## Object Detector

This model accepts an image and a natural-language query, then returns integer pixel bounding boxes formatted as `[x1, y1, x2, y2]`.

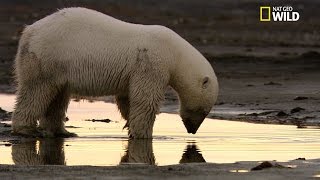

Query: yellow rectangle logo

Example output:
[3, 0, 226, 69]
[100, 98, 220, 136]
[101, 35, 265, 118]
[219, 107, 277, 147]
[260, 6, 271, 21]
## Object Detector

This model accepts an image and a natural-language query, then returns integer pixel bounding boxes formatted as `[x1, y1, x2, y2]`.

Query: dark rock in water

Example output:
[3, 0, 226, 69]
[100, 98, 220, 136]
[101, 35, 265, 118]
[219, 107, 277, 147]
[264, 81, 282, 86]
[246, 84, 254, 87]
[65, 125, 81, 128]
[295, 157, 306, 160]
[290, 107, 305, 114]
[276, 111, 289, 117]
[301, 51, 320, 58]
[251, 161, 273, 171]
[245, 113, 258, 116]
[295, 119, 307, 128]
[294, 96, 308, 100]
[85, 119, 112, 123]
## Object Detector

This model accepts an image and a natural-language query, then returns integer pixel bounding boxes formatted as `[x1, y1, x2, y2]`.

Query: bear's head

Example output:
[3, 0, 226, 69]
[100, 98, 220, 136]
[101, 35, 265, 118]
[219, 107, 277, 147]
[179, 71, 218, 134]
[169, 42, 218, 134]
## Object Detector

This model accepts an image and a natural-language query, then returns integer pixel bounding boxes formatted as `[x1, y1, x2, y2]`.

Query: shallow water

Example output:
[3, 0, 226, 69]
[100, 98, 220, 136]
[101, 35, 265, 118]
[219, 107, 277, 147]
[0, 94, 320, 166]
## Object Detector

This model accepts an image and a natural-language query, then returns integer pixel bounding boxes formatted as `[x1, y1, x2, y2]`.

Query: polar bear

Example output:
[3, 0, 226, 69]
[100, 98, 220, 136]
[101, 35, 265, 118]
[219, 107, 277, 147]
[12, 7, 218, 138]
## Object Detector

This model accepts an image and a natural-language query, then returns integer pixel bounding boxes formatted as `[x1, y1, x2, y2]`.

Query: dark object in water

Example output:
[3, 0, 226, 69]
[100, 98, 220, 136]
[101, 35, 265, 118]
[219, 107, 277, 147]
[276, 111, 289, 117]
[295, 157, 306, 160]
[85, 119, 112, 123]
[290, 107, 305, 114]
[294, 96, 308, 100]
[251, 161, 273, 171]
[4, 143, 11, 147]
[301, 51, 320, 58]
[264, 81, 282, 86]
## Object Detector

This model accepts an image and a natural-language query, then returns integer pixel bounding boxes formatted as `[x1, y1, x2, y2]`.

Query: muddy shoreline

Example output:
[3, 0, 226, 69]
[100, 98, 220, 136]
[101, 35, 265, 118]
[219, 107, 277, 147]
[0, 159, 320, 179]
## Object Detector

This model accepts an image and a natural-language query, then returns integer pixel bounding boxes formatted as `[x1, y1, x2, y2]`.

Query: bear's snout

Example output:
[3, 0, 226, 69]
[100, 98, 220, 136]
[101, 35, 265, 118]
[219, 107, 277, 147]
[182, 110, 207, 134]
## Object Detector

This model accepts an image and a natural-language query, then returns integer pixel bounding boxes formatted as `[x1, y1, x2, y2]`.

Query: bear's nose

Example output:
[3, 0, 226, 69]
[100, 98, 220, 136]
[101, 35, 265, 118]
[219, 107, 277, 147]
[182, 118, 204, 134]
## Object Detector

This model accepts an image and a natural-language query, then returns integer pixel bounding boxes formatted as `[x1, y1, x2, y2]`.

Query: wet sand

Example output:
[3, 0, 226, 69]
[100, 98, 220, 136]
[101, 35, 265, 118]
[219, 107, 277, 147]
[1, 159, 320, 180]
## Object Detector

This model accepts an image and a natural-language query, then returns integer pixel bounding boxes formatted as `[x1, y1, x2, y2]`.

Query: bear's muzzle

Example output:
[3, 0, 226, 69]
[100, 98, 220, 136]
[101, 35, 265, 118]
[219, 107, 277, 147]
[181, 111, 208, 134]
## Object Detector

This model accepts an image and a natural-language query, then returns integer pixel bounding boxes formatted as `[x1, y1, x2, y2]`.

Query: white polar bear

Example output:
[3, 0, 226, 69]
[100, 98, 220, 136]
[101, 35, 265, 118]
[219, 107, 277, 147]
[12, 7, 218, 138]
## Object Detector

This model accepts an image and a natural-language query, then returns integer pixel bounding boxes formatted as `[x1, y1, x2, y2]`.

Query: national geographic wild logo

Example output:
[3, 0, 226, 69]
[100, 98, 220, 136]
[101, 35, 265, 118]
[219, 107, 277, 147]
[260, 6, 300, 22]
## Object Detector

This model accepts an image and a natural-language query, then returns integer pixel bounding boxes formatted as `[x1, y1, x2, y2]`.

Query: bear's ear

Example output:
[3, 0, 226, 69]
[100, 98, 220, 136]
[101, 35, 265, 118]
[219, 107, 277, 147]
[202, 77, 209, 89]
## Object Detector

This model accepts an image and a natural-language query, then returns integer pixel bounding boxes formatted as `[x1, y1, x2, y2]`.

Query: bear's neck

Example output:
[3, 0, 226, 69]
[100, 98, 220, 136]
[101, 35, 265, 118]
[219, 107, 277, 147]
[169, 40, 198, 97]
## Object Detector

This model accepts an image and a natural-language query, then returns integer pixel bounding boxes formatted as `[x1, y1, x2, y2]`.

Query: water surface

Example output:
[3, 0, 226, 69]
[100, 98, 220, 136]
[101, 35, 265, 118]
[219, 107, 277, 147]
[0, 94, 319, 166]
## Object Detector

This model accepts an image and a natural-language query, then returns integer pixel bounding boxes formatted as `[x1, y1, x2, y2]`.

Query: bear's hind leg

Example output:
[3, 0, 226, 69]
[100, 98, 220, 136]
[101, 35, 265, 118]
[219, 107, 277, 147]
[12, 83, 57, 137]
[39, 85, 75, 137]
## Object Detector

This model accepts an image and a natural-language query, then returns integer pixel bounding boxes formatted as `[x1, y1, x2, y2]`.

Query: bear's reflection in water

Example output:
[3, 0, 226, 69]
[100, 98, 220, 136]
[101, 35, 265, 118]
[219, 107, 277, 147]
[120, 139, 155, 165]
[11, 139, 206, 165]
[179, 144, 206, 164]
[12, 139, 65, 165]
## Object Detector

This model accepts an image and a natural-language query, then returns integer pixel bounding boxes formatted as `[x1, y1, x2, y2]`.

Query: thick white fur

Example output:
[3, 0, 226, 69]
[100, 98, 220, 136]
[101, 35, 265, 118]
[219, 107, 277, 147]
[12, 7, 218, 138]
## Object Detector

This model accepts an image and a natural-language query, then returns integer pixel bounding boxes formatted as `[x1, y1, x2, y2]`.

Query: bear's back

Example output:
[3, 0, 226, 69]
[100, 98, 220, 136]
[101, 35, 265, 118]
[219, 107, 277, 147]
[23, 8, 167, 63]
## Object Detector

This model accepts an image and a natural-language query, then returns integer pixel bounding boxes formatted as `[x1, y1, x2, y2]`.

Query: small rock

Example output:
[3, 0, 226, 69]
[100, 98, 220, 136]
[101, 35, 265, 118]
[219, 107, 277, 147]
[168, 167, 173, 171]
[264, 81, 282, 86]
[276, 111, 289, 117]
[251, 161, 273, 171]
[290, 107, 305, 114]
[295, 157, 306, 160]
[4, 143, 11, 147]
[246, 84, 254, 87]
[294, 96, 308, 100]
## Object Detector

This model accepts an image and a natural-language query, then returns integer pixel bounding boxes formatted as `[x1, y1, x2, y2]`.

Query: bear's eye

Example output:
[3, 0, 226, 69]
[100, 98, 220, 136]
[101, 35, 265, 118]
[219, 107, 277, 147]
[202, 77, 209, 89]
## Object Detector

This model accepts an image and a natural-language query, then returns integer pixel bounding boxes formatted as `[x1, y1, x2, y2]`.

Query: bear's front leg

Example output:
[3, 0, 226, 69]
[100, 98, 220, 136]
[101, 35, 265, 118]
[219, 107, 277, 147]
[127, 74, 166, 139]
[115, 94, 130, 129]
